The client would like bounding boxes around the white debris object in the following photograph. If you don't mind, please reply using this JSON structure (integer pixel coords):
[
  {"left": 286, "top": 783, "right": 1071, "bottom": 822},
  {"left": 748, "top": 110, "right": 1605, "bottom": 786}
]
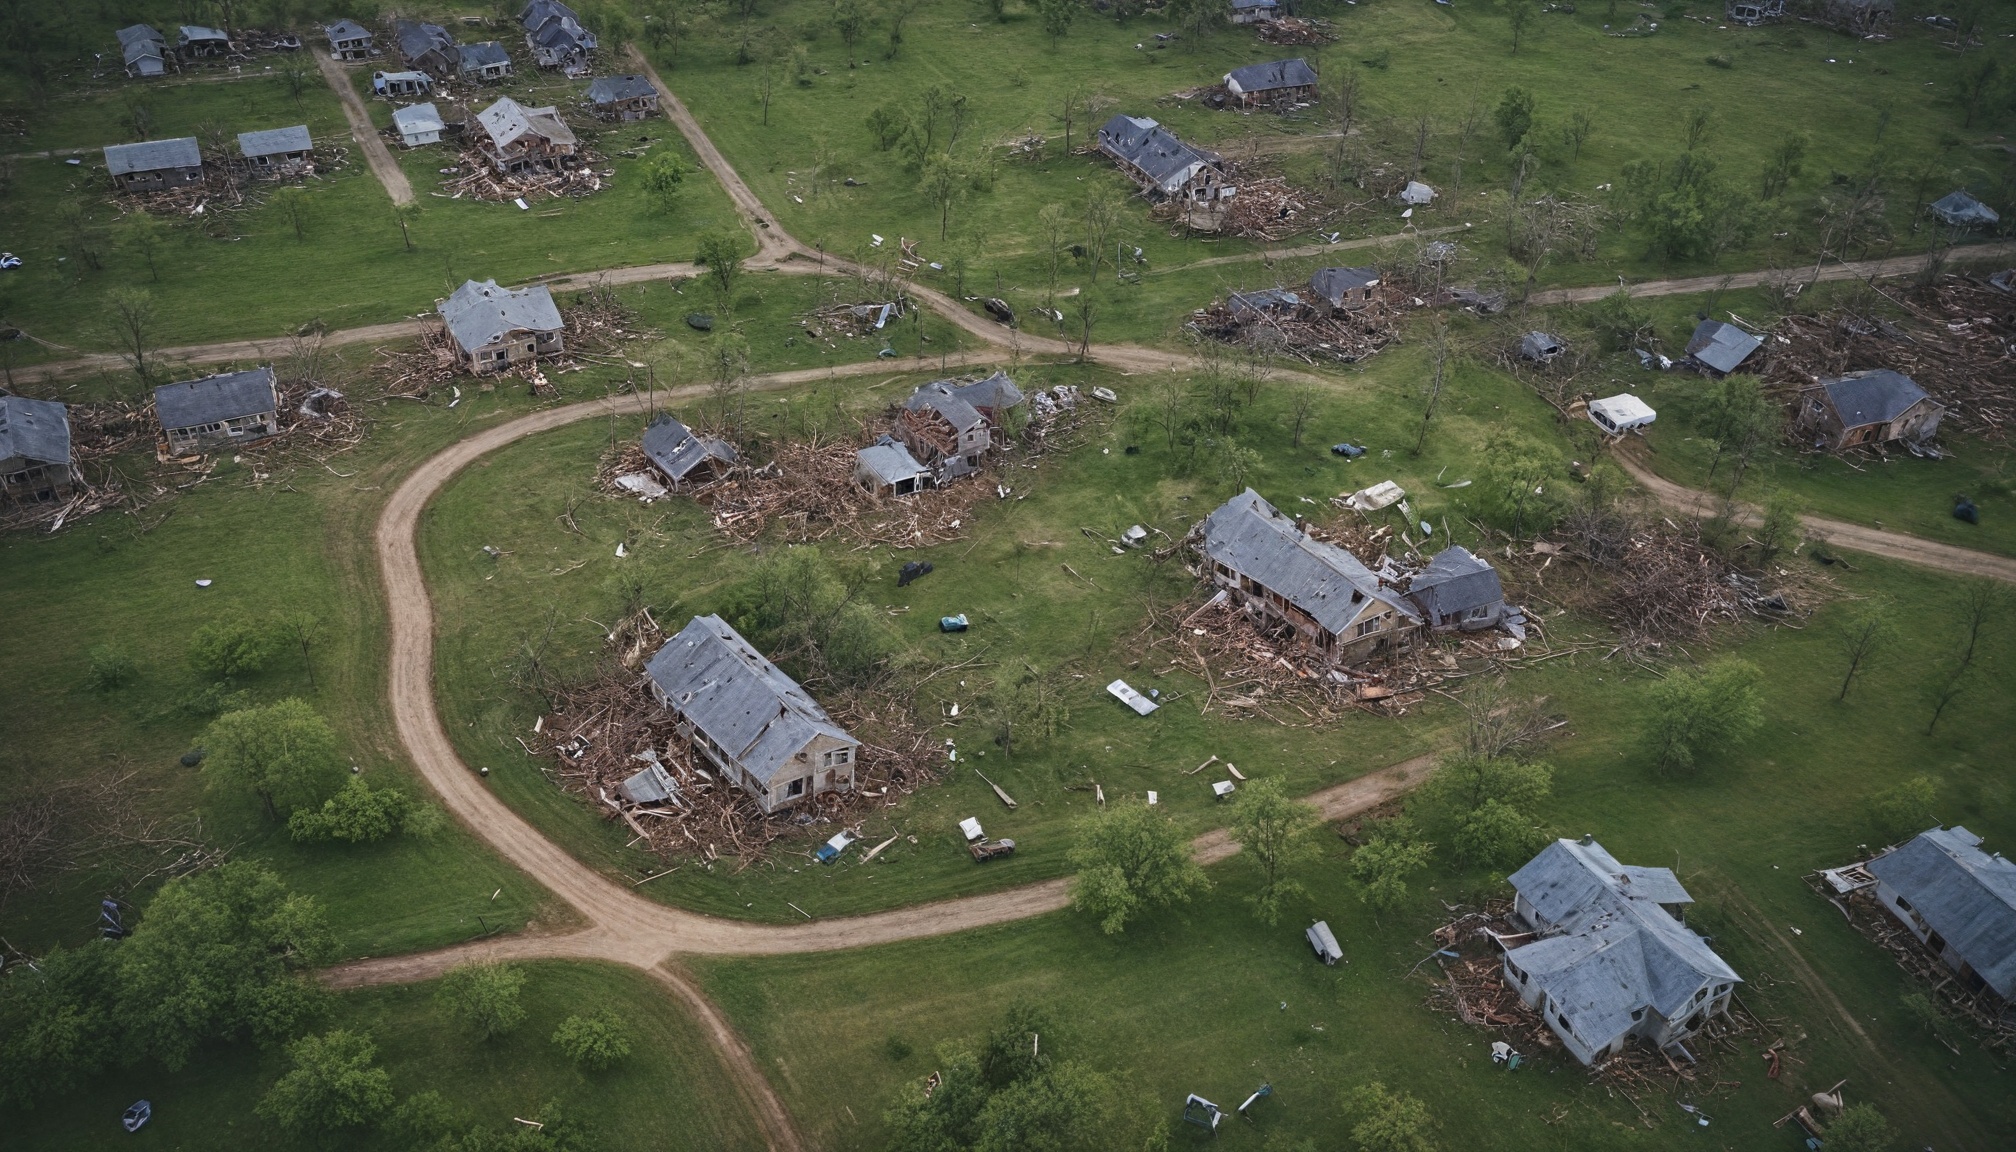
[
  {"left": 1107, "top": 679, "right": 1158, "bottom": 715},
  {"left": 614, "top": 473, "right": 668, "bottom": 500},
  {"left": 1344, "top": 481, "right": 1407, "bottom": 512},
  {"left": 1588, "top": 393, "right": 1657, "bottom": 435},
  {"left": 959, "top": 817, "right": 985, "bottom": 842},
  {"left": 195, "top": 579, "right": 214, "bottom": 587},
  {"left": 1212, "top": 780, "right": 1237, "bottom": 800}
]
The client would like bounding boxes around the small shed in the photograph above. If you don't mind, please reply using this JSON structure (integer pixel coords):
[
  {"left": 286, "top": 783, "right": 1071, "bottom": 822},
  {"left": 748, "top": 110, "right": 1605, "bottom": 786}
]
[
  {"left": 117, "top": 25, "right": 169, "bottom": 77},
  {"left": 375, "top": 70, "right": 434, "bottom": 98},
  {"left": 1795, "top": 369, "right": 1944, "bottom": 452},
  {"left": 1308, "top": 266, "right": 1380, "bottom": 311},
  {"left": 1398, "top": 181, "right": 1436, "bottom": 206},
  {"left": 1228, "top": 0, "right": 1280, "bottom": 23},
  {"left": 1306, "top": 921, "right": 1343, "bottom": 965},
  {"left": 1684, "top": 319, "right": 1762, "bottom": 376},
  {"left": 458, "top": 41, "right": 514, "bottom": 82},
  {"left": 1518, "top": 331, "right": 1565, "bottom": 363},
  {"left": 586, "top": 74, "right": 659, "bottom": 121},
  {"left": 855, "top": 439, "right": 933, "bottom": 497},
  {"left": 178, "top": 25, "right": 231, "bottom": 58},
  {"left": 153, "top": 368, "right": 280, "bottom": 453},
  {"left": 1222, "top": 58, "right": 1318, "bottom": 107},
  {"left": 438, "top": 279, "right": 565, "bottom": 374},
  {"left": 325, "top": 19, "right": 375, "bottom": 60},
  {"left": 391, "top": 103, "right": 446, "bottom": 147},
  {"left": 0, "top": 395, "right": 76, "bottom": 505},
  {"left": 237, "top": 125, "right": 313, "bottom": 173},
  {"left": 1929, "top": 191, "right": 2000, "bottom": 230},
  {"left": 1588, "top": 394, "right": 1656, "bottom": 436},
  {"left": 641, "top": 414, "right": 737, "bottom": 485},
  {"left": 104, "top": 138, "right": 203, "bottom": 193}
]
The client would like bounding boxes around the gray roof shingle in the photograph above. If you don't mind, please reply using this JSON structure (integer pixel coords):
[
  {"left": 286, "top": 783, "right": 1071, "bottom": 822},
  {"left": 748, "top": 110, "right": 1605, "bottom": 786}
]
[
  {"left": 392, "top": 103, "right": 445, "bottom": 134},
  {"left": 1819, "top": 369, "right": 1930, "bottom": 429},
  {"left": 475, "top": 96, "right": 576, "bottom": 152},
  {"left": 394, "top": 20, "right": 452, "bottom": 60},
  {"left": 1684, "top": 320, "right": 1761, "bottom": 375},
  {"left": 1930, "top": 191, "right": 1999, "bottom": 228},
  {"left": 104, "top": 138, "right": 202, "bottom": 176},
  {"left": 1406, "top": 546, "right": 1504, "bottom": 625},
  {"left": 902, "top": 383, "right": 985, "bottom": 434},
  {"left": 641, "top": 414, "right": 737, "bottom": 481},
  {"left": 237, "top": 125, "right": 312, "bottom": 157},
  {"left": 1199, "top": 488, "right": 1417, "bottom": 635},
  {"left": 588, "top": 74, "right": 656, "bottom": 104},
  {"left": 856, "top": 440, "right": 929, "bottom": 486},
  {"left": 645, "top": 615, "right": 856, "bottom": 785},
  {"left": 1308, "top": 266, "right": 1379, "bottom": 306},
  {"left": 1224, "top": 57, "right": 1317, "bottom": 94},
  {"left": 0, "top": 395, "right": 72, "bottom": 467},
  {"left": 153, "top": 368, "right": 277, "bottom": 431},
  {"left": 117, "top": 24, "right": 166, "bottom": 49},
  {"left": 439, "top": 279, "right": 563, "bottom": 353},
  {"left": 460, "top": 41, "right": 512, "bottom": 70},
  {"left": 1867, "top": 826, "right": 2016, "bottom": 999},
  {"left": 324, "top": 19, "right": 372, "bottom": 42},
  {"left": 1097, "top": 114, "right": 1221, "bottom": 197}
]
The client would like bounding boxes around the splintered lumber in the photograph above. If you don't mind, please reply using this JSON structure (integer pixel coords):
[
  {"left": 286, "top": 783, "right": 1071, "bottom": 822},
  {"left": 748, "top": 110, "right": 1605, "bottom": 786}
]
[
  {"left": 861, "top": 834, "right": 901, "bottom": 863},
  {"left": 1186, "top": 755, "right": 1220, "bottom": 776},
  {"left": 975, "top": 769, "right": 1018, "bottom": 809},
  {"left": 1226, "top": 763, "right": 1247, "bottom": 781},
  {"left": 1094, "top": 783, "right": 1106, "bottom": 805}
]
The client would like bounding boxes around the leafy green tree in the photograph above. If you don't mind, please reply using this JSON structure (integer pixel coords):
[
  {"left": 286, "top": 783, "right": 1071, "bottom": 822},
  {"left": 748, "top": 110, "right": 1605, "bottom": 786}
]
[
  {"left": 973, "top": 1060, "right": 1106, "bottom": 1152},
  {"left": 979, "top": 1002, "right": 1052, "bottom": 1088},
  {"left": 256, "top": 1029, "right": 395, "bottom": 1136},
  {"left": 1494, "top": 87, "right": 1535, "bottom": 152},
  {"left": 920, "top": 152, "right": 968, "bottom": 240},
  {"left": 1867, "top": 775, "right": 1939, "bottom": 845},
  {"left": 117, "top": 862, "right": 331, "bottom": 1070},
  {"left": 1500, "top": 0, "right": 1534, "bottom": 55},
  {"left": 868, "top": 101, "right": 913, "bottom": 149},
  {"left": 1450, "top": 799, "right": 1545, "bottom": 869},
  {"left": 1341, "top": 1081, "right": 1436, "bottom": 1152},
  {"left": 1347, "top": 822, "right": 1434, "bottom": 915},
  {"left": 1229, "top": 778, "right": 1322, "bottom": 925},
  {"left": 641, "top": 152, "right": 689, "bottom": 214},
  {"left": 0, "top": 943, "right": 120, "bottom": 1110},
  {"left": 1645, "top": 658, "right": 1764, "bottom": 774},
  {"left": 388, "top": 1090, "right": 465, "bottom": 1148},
  {"left": 1066, "top": 802, "right": 1208, "bottom": 935},
  {"left": 552, "top": 1010, "right": 631, "bottom": 1070},
  {"left": 1754, "top": 491, "right": 1803, "bottom": 571},
  {"left": 1037, "top": 0, "right": 1078, "bottom": 37},
  {"left": 189, "top": 617, "right": 279, "bottom": 679},
  {"left": 1479, "top": 429, "right": 1557, "bottom": 539},
  {"left": 288, "top": 777, "right": 411, "bottom": 843},
  {"left": 203, "top": 698, "right": 347, "bottom": 820},
  {"left": 1760, "top": 131, "right": 1809, "bottom": 200},
  {"left": 694, "top": 230, "right": 747, "bottom": 312},
  {"left": 833, "top": 0, "right": 868, "bottom": 64},
  {"left": 723, "top": 546, "right": 893, "bottom": 688},
  {"left": 1821, "top": 1104, "right": 1897, "bottom": 1152},
  {"left": 1422, "top": 756, "right": 1552, "bottom": 813},
  {"left": 437, "top": 962, "right": 527, "bottom": 1041},
  {"left": 886, "top": 1003, "right": 1121, "bottom": 1152}
]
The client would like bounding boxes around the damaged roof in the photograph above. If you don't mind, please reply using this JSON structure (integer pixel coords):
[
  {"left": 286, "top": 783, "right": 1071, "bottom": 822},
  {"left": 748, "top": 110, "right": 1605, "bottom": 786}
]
[
  {"left": 645, "top": 615, "right": 856, "bottom": 785},
  {"left": 476, "top": 95, "right": 575, "bottom": 151},
  {"left": 459, "top": 41, "right": 512, "bottom": 69},
  {"left": 1224, "top": 57, "right": 1317, "bottom": 95},
  {"left": 153, "top": 368, "right": 277, "bottom": 431},
  {"left": 1817, "top": 369, "right": 1932, "bottom": 429},
  {"left": 104, "top": 137, "right": 201, "bottom": 175},
  {"left": 1507, "top": 839, "right": 1738, "bottom": 1047},
  {"left": 1867, "top": 826, "right": 2016, "bottom": 999},
  {"left": 588, "top": 74, "right": 656, "bottom": 104},
  {"left": 1684, "top": 319, "right": 1761, "bottom": 375},
  {"left": 117, "top": 24, "right": 166, "bottom": 48},
  {"left": 394, "top": 19, "right": 452, "bottom": 58},
  {"left": 0, "top": 395, "right": 72, "bottom": 467},
  {"left": 1229, "top": 288, "right": 1302, "bottom": 315},
  {"left": 856, "top": 439, "right": 931, "bottom": 486},
  {"left": 1096, "top": 114, "right": 1221, "bottom": 197},
  {"left": 1519, "top": 331, "right": 1565, "bottom": 360},
  {"left": 642, "top": 414, "right": 737, "bottom": 481},
  {"left": 1199, "top": 488, "right": 1418, "bottom": 636},
  {"left": 392, "top": 103, "right": 445, "bottom": 133},
  {"left": 439, "top": 279, "right": 563, "bottom": 352},
  {"left": 1930, "top": 191, "right": 1999, "bottom": 228},
  {"left": 238, "top": 125, "right": 312, "bottom": 157},
  {"left": 1308, "top": 266, "right": 1379, "bottom": 305},
  {"left": 941, "top": 370, "right": 1024, "bottom": 413},
  {"left": 903, "top": 382, "right": 985, "bottom": 433},
  {"left": 1406, "top": 546, "right": 1504, "bottom": 626},
  {"left": 324, "top": 18, "right": 372, "bottom": 41}
]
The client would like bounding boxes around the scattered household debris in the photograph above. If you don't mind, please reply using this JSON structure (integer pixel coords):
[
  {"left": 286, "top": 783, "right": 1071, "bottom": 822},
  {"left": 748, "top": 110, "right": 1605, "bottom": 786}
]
[
  {"left": 1306, "top": 920, "right": 1344, "bottom": 965},
  {"left": 1107, "top": 678, "right": 1159, "bottom": 715}
]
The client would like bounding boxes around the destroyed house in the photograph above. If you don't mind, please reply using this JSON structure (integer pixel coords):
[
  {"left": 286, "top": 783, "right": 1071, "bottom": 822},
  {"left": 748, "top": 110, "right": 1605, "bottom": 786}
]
[
  {"left": 375, "top": 70, "right": 433, "bottom": 98},
  {"left": 1197, "top": 488, "right": 1421, "bottom": 666},
  {"left": 459, "top": 41, "right": 515, "bottom": 82},
  {"left": 855, "top": 438, "right": 934, "bottom": 497},
  {"left": 1683, "top": 319, "right": 1761, "bottom": 377},
  {"left": 1405, "top": 546, "right": 1507, "bottom": 632},
  {"left": 1796, "top": 369, "right": 1944, "bottom": 452},
  {"left": 1096, "top": 115, "right": 1230, "bottom": 204},
  {"left": 1308, "top": 266, "right": 1380, "bottom": 311},
  {"left": 391, "top": 103, "right": 445, "bottom": 146},
  {"left": 587, "top": 74, "right": 658, "bottom": 120},
  {"left": 939, "top": 371, "right": 1025, "bottom": 424},
  {"left": 104, "top": 138, "right": 203, "bottom": 193},
  {"left": 1223, "top": 58, "right": 1318, "bottom": 107},
  {"left": 644, "top": 615, "right": 859, "bottom": 815},
  {"left": 1866, "top": 826, "right": 2016, "bottom": 1001},
  {"left": 474, "top": 95, "right": 576, "bottom": 173},
  {"left": 525, "top": 12, "right": 597, "bottom": 73},
  {"left": 394, "top": 21, "right": 456, "bottom": 76},
  {"left": 898, "top": 383, "right": 992, "bottom": 480},
  {"left": 1504, "top": 838, "right": 1741, "bottom": 1066},
  {"left": 1929, "top": 191, "right": 1999, "bottom": 230},
  {"left": 237, "top": 125, "right": 313, "bottom": 173},
  {"left": 1228, "top": 288, "right": 1302, "bottom": 318},
  {"left": 0, "top": 396, "right": 75, "bottom": 504},
  {"left": 153, "top": 368, "right": 279, "bottom": 454},
  {"left": 439, "top": 279, "right": 565, "bottom": 374},
  {"left": 117, "top": 24, "right": 169, "bottom": 77},
  {"left": 178, "top": 25, "right": 231, "bottom": 57},
  {"left": 1228, "top": 0, "right": 1280, "bottom": 23},
  {"left": 641, "top": 414, "right": 737, "bottom": 485},
  {"left": 324, "top": 19, "right": 374, "bottom": 60}
]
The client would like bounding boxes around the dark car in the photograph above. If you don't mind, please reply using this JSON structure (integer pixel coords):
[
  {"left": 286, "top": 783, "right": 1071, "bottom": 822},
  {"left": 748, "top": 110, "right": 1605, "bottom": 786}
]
[{"left": 1330, "top": 442, "right": 1365, "bottom": 458}]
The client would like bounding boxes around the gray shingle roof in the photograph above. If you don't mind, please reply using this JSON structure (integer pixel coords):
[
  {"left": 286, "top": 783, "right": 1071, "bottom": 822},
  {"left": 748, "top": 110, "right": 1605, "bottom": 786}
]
[
  {"left": 104, "top": 138, "right": 202, "bottom": 176},
  {"left": 645, "top": 615, "right": 856, "bottom": 786},
  {"left": 395, "top": 20, "right": 452, "bottom": 60},
  {"left": 324, "top": 19, "right": 372, "bottom": 42},
  {"left": 237, "top": 125, "right": 312, "bottom": 157},
  {"left": 117, "top": 24, "right": 166, "bottom": 49},
  {"left": 1867, "top": 826, "right": 2016, "bottom": 999},
  {"left": 179, "top": 25, "right": 229, "bottom": 42},
  {"left": 1229, "top": 0, "right": 1278, "bottom": 9},
  {"left": 1229, "top": 288, "right": 1302, "bottom": 315},
  {"left": 1519, "top": 331, "right": 1565, "bottom": 360},
  {"left": 521, "top": 0, "right": 582, "bottom": 25},
  {"left": 530, "top": 18, "right": 590, "bottom": 50},
  {"left": 1930, "top": 191, "right": 1999, "bottom": 228},
  {"left": 927, "top": 371, "right": 1023, "bottom": 415},
  {"left": 439, "top": 279, "right": 563, "bottom": 353},
  {"left": 392, "top": 103, "right": 445, "bottom": 134},
  {"left": 1407, "top": 546, "right": 1504, "bottom": 625},
  {"left": 475, "top": 96, "right": 576, "bottom": 152},
  {"left": 1097, "top": 114, "right": 1221, "bottom": 197},
  {"left": 641, "top": 414, "right": 737, "bottom": 481},
  {"left": 857, "top": 440, "right": 929, "bottom": 486},
  {"left": 1507, "top": 839, "right": 1738, "bottom": 1047},
  {"left": 588, "top": 74, "right": 656, "bottom": 104},
  {"left": 1200, "top": 488, "right": 1417, "bottom": 635},
  {"left": 153, "top": 368, "right": 277, "bottom": 431},
  {"left": 902, "top": 382, "right": 985, "bottom": 434},
  {"left": 1308, "top": 266, "right": 1379, "bottom": 306},
  {"left": 1684, "top": 320, "right": 1761, "bottom": 375},
  {"left": 0, "top": 395, "right": 72, "bottom": 467},
  {"left": 460, "top": 41, "right": 512, "bottom": 70},
  {"left": 1819, "top": 368, "right": 1930, "bottom": 429},
  {"left": 1225, "top": 57, "right": 1317, "bottom": 94}
]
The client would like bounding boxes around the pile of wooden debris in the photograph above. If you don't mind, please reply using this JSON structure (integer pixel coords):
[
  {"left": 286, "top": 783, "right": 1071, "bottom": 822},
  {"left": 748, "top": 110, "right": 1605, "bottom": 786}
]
[
  {"left": 801, "top": 296, "right": 911, "bottom": 341},
  {"left": 1256, "top": 16, "right": 1336, "bottom": 45},
  {"left": 1821, "top": 880, "right": 2016, "bottom": 1049},
  {"left": 438, "top": 149, "right": 609, "bottom": 202},
  {"left": 1187, "top": 296, "right": 1398, "bottom": 364},
  {"left": 701, "top": 432, "right": 998, "bottom": 548}
]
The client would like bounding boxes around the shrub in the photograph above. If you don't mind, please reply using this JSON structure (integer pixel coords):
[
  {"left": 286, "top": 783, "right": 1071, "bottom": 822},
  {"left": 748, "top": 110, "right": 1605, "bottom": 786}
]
[
  {"left": 1867, "top": 775, "right": 1939, "bottom": 845},
  {"left": 437, "top": 962, "right": 526, "bottom": 1040},
  {"left": 255, "top": 1030, "right": 395, "bottom": 1135},
  {"left": 1645, "top": 658, "right": 1764, "bottom": 774},
  {"left": 85, "top": 644, "right": 136, "bottom": 691},
  {"left": 288, "top": 777, "right": 410, "bottom": 843},
  {"left": 188, "top": 618, "right": 278, "bottom": 680},
  {"left": 1341, "top": 1080, "right": 1436, "bottom": 1152},
  {"left": 552, "top": 1010, "right": 631, "bottom": 1071}
]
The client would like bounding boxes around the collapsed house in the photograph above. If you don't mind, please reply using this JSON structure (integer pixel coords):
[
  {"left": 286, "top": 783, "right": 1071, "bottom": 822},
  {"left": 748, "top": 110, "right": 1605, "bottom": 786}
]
[
  {"left": 889, "top": 372, "right": 1024, "bottom": 484},
  {"left": 375, "top": 70, "right": 433, "bottom": 98},
  {"left": 1404, "top": 545, "right": 1514, "bottom": 635},
  {"left": 587, "top": 74, "right": 660, "bottom": 121},
  {"left": 521, "top": 0, "right": 598, "bottom": 74},
  {"left": 394, "top": 20, "right": 456, "bottom": 78},
  {"left": 1813, "top": 0, "right": 1893, "bottom": 36},
  {"left": 1228, "top": 0, "right": 1281, "bottom": 24},
  {"left": 177, "top": 25, "right": 231, "bottom": 59},
  {"left": 1862, "top": 826, "right": 2016, "bottom": 1002},
  {"left": 1229, "top": 288, "right": 1301, "bottom": 319},
  {"left": 1503, "top": 837, "right": 1742, "bottom": 1066},
  {"left": 1683, "top": 319, "right": 1762, "bottom": 377},
  {"left": 391, "top": 103, "right": 445, "bottom": 147},
  {"left": 644, "top": 615, "right": 860, "bottom": 815},
  {"left": 0, "top": 395, "right": 76, "bottom": 505},
  {"left": 117, "top": 24, "right": 170, "bottom": 78},
  {"left": 641, "top": 414, "right": 737, "bottom": 486},
  {"left": 473, "top": 95, "right": 578, "bottom": 174},
  {"left": 459, "top": 42, "right": 514, "bottom": 83},
  {"left": 1308, "top": 266, "right": 1381, "bottom": 312},
  {"left": 1929, "top": 191, "right": 2000, "bottom": 231},
  {"left": 1793, "top": 368, "right": 1944, "bottom": 452},
  {"left": 324, "top": 18, "right": 375, "bottom": 61},
  {"left": 237, "top": 125, "right": 313, "bottom": 176},
  {"left": 439, "top": 279, "right": 565, "bottom": 375},
  {"left": 1222, "top": 57, "right": 1318, "bottom": 108},
  {"left": 1096, "top": 114, "right": 1233, "bottom": 206},
  {"left": 153, "top": 368, "right": 280, "bottom": 454},
  {"left": 854, "top": 437, "right": 935, "bottom": 497},
  {"left": 104, "top": 138, "right": 203, "bottom": 193},
  {"left": 1195, "top": 488, "right": 1421, "bottom": 667}
]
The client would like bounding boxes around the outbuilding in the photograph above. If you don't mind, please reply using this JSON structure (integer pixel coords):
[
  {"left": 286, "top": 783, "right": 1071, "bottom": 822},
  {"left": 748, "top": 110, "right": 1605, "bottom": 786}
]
[
  {"left": 391, "top": 103, "right": 445, "bottom": 147},
  {"left": 374, "top": 70, "right": 434, "bottom": 98},
  {"left": 1306, "top": 921, "right": 1344, "bottom": 965},
  {"left": 104, "top": 138, "right": 204, "bottom": 193},
  {"left": 1683, "top": 319, "right": 1762, "bottom": 377},
  {"left": 1588, "top": 394, "right": 1656, "bottom": 436},
  {"left": 1518, "top": 331, "right": 1565, "bottom": 363},
  {"left": 1929, "top": 191, "right": 2000, "bottom": 231},
  {"left": 237, "top": 125, "right": 313, "bottom": 175},
  {"left": 586, "top": 74, "right": 659, "bottom": 121},
  {"left": 153, "top": 368, "right": 280, "bottom": 453},
  {"left": 438, "top": 279, "right": 565, "bottom": 374},
  {"left": 1222, "top": 58, "right": 1318, "bottom": 108},
  {"left": 1794, "top": 368, "right": 1944, "bottom": 452},
  {"left": 641, "top": 414, "right": 737, "bottom": 485},
  {"left": 1405, "top": 546, "right": 1508, "bottom": 632},
  {"left": 324, "top": 19, "right": 375, "bottom": 60},
  {"left": 117, "top": 25, "right": 170, "bottom": 77},
  {"left": 0, "top": 395, "right": 76, "bottom": 504},
  {"left": 1228, "top": 0, "right": 1280, "bottom": 24},
  {"left": 1308, "top": 266, "right": 1380, "bottom": 312}
]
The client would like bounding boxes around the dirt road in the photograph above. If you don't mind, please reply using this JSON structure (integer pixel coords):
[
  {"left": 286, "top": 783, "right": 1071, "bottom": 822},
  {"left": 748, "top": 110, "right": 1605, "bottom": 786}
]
[
  {"left": 1527, "top": 242, "right": 2016, "bottom": 306},
  {"left": 315, "top": 49, "right": 413, "bottom": 206}
]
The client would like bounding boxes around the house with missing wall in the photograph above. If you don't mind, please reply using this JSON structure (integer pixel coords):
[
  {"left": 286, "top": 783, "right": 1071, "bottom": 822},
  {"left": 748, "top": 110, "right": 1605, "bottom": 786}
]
[
  {"left": 375, "top": 70, "right": 434, "bottom": 98},
  {"left": 1503, "top": 837, "right": 1742, "bottom": 1065},
  {"left": 587, "top": 74, "right": 660, "bottom": 121},
  {"left": 473, "top": 95, "right": 578, "bottom": 174},
  {"left": 1793, "top": 369, "right": 1944, "bottom": 452},
  {"left": 237, "top": 125, "right": 313, "bottom": 175},
  {"left": 394, "top": 20, "right": 456, "bottom": 77},
  {"left": 1308, "top": 266, "right": 1381, "bottom": 312},
  {"left": 0, "top": 396, "right": 76, "bottom": 505},
  {"left": 438, "top": 279, "right": 565, "bottom": 375},
  {"left": 104, "top": 138, "right": 203, "bottom": 193},
  {"left": 644, "top": 615, "right": 860, "bottom": 815},
  {"left": 458, "top": 41, "right": 514, "bottom": 83},
  {"left": 854, "top": 437, "right": 934, "bottom": 497},
  {"left": 1222, "top": 58, "right": 1318, "bottom": 108},
  {"left": 641, "top": 414, "right": 737, "bottom": 486},
  {"left": 153, "top": 368, "right": 280, "bottom": 454},
  {"left": 324, "top": 19, "right": 375, "bottom": 60},
  {"left": 1096, "top": 115, "right": 1232, "bottom": 206},
  {"left": 1863, "top": 826, "right": 2016, "bottom": 1002}
]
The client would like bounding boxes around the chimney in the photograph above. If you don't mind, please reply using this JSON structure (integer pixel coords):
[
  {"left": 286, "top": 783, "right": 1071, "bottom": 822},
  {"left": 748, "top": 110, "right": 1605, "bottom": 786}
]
[{"left": 1580, "top": 833, "right": 1595, "bottom": 846}]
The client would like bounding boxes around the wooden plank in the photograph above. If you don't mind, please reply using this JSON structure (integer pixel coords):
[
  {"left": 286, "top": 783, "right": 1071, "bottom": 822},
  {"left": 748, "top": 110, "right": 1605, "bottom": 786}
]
[{"left": 975, "top": 769, "right": 1018, "bottom": 809}]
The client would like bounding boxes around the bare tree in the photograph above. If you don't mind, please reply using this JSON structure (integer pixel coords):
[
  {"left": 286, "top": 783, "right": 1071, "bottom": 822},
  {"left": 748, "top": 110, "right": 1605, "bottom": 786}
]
[
  {"left": 274, "top": 186, "right": 311, "bottom": 241},
  {"left": 1959, "top": 578, "right": 2003, "bottom": 667},
  {"left": 277, "top": 612, "right": 325, "bottom": 692},
  {"left": 1037, "top": 204, "right": 1069, "bottom": 307},
  {"left": 1074, "top": 294, "right": 1097, "bottom": 363},
  {"left": 1457, "top": 677, "right": 1556, "bottom": 760},
  {"left": 105, "top": 287, "right": 157, "bottom": 388},
  {"left": 1410, "top": 113, "right": 1432, "bottom": 180},
  {"left": 1835, "top": 605, "right": 1890, "bottom": 702},
  {"left": 1082, "top": 189, "right": 1120, "bottom": 282},
  {"left": 1150, "top": 374, "right": 1188, "bottom": 450},
  {"left": 1287, "top": 385, "right": 1318, "bottom": 449},
  {"left": 1414, "top": 318, "right": 1451, "bottom": 455}
]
